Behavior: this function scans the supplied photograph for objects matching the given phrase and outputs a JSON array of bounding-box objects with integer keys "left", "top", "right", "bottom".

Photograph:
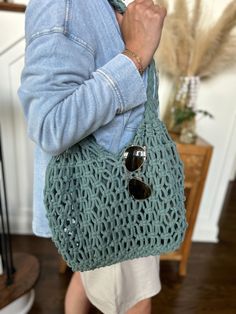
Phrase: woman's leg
[
  {"left": 65, "top": 271, "right": 91, "bottom": 314},
  {"left": 126, "top": 297, "right": 152, "bottom": 314}
]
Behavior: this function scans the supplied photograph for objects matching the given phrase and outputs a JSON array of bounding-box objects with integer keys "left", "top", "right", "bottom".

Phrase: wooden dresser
[{"left": 160, "top": 133, "right": 213, "bottom": 276}]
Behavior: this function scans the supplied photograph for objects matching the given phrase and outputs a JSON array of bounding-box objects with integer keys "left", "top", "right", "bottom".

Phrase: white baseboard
[
  {"left": 9, "top": 213, "right": 33, "bottom": 235},
  {"left": 0, "top": 255, "right": 3, "bottom": 275},
  {"left": 192, "top": 221, "right": 219, "bottom": 243}
]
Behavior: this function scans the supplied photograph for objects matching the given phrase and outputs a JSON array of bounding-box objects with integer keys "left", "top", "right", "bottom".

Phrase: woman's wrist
[{"left": 122, "top": 48, "right": 145, "bottom": 75}]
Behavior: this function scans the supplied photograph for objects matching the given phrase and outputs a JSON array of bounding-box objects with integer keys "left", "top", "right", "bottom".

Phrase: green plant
[{"left": 174, "top": 107, "right": 214, "bottom": 126}]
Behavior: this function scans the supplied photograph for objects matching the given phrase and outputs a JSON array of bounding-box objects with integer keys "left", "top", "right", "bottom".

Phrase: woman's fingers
[
  {"left": 117, "top": 0, "right": 167, "bottom": 70},
  {"left": 115, "top": 11, "right": 123, "bottom": 27},
  {"left": 154, "top": 3, "right": 167, "bottom": 17}
]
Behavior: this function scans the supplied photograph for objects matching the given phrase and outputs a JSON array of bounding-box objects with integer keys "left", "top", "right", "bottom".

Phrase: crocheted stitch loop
[
  {"left": 43, "top": 0, "right": 188, "bottom": 272},
  {"left": 109, "top": 0, "right": 126, "bottom": 13}
]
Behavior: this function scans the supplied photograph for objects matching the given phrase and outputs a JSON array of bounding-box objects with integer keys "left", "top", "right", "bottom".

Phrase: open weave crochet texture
[
  {"left": 43, "top": 0, "right": 188, "bottom": 272},
  {"left": 44, "top": 59, "right": 188, "bottom": 272}
]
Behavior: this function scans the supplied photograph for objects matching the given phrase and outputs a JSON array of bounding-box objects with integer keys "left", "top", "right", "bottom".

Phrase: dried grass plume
[{"left": 154, "top": 0, "right": 236, "bottom": 79}]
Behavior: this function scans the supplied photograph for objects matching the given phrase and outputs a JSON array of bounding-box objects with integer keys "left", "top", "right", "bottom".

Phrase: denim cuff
[{"left": 97, "top": 53, "right": 147, "bottom": 114}]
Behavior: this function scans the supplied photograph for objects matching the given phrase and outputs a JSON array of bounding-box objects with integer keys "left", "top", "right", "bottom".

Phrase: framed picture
[{"left": 0, "top": 0, "right": 26, "bottom": 12}]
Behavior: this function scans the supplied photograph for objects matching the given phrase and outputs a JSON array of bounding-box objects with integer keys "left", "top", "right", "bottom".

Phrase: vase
[
  {"left": 163, "top": 76, "right": 200, "bottom": 134},
  {"left": 179, "top": 118, "right": 197, "bottom": 144}
]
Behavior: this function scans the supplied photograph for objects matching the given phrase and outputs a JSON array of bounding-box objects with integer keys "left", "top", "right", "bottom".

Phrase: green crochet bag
[{"left": 43, "top": 1, "right": 188, "bottom": 272}]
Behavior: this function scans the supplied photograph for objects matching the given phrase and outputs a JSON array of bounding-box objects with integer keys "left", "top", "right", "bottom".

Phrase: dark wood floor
[{"left": 10, "top": 181, "right": 236, "bottom": 314}]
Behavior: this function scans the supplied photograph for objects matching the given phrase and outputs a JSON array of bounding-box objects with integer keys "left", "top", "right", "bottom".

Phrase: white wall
[
  {"left": 158, "top": 0, "right": 236, "bottom": 242},
  {"left": 0, "top": 3, "right": 33, "bottom": 234},
  {"left": 0, "top": 0, "right": 235, "bottom": 241}
]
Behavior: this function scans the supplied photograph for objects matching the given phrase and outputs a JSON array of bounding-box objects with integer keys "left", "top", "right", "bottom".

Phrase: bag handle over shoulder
[{"left": 109, "top": 0, "right": 126, "bottom": 13}]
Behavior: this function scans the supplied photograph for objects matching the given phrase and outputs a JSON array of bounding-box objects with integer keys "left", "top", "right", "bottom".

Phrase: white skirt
[{"left": 80, "top": 255, "right": 161, "bottom": 314}]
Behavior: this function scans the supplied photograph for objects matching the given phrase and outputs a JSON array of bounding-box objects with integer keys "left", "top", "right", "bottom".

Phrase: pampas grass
[
  {"left": 155, "top": 0, "right": 236, "bottom": 79},
  {"left": 190, "top": 0, "right": 202, "bottom": 37}
]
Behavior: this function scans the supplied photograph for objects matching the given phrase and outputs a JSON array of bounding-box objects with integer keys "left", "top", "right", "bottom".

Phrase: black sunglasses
[{"left": 123, "top": 145, "right": 151, "bottom": 200}]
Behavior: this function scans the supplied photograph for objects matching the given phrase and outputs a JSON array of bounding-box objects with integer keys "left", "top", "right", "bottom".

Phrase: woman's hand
[{"left": 115, "top": 0, "right": 167, "bottom": 70}]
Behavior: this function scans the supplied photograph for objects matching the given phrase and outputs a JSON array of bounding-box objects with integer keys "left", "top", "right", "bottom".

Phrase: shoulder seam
[{"left": 26, "top": 28, "right": 95, "bottom": 57}]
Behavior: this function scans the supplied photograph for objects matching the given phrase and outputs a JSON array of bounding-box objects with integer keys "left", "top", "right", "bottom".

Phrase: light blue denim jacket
[{"left": 18, "top": 0, "right": 159, "bottom": 237}]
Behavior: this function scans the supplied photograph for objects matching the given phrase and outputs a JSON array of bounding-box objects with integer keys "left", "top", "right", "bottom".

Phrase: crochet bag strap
[{"left": 109, "top": 0, "right": 126, "bottom": 13}]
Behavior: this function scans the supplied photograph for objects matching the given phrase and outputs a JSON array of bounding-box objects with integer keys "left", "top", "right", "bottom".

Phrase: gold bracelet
[{"left": 122, "top": 48, "right": 144, "bottom": 75}]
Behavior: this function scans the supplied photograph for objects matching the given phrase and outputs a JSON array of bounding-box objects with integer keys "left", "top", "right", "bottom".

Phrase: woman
[{"left": 18, "top": 0, "right": 166, "bottom": 313}]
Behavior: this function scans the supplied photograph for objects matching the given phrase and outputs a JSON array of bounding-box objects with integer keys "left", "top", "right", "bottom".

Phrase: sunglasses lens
[
  {"left": 128, "top": 178, "right": 151, "bottom": 200},
  {"left": 124, "top": 146, "right": 146, "bottom": 172}
]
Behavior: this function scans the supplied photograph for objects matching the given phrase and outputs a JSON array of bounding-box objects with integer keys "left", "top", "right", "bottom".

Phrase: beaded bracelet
[{"left": 122, "top": 48, "right": 144, "bottom": 75}]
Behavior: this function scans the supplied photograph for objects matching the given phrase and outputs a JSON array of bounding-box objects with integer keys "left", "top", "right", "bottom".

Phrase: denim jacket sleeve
[{"left": 18, "top": 28, "right": 147, "bottom": 155}]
